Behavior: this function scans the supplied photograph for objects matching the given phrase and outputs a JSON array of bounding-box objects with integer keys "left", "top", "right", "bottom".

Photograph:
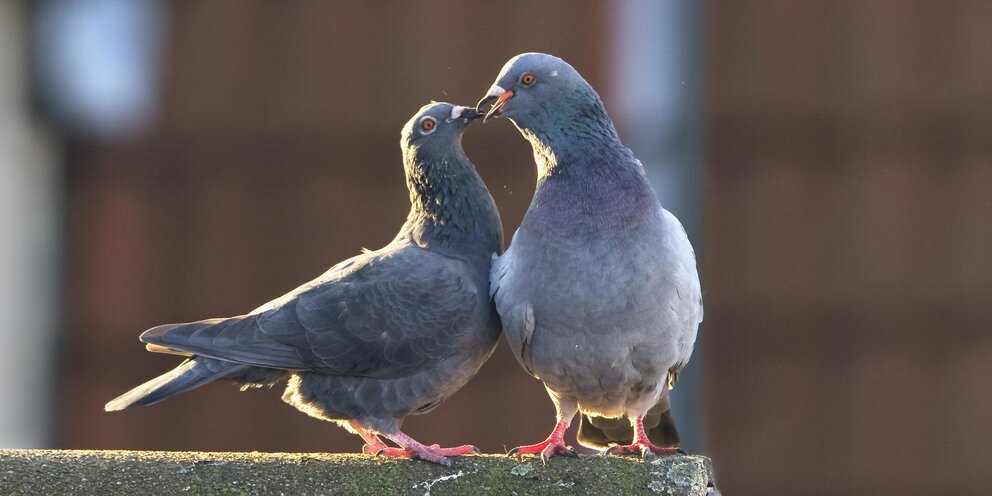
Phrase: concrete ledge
[{"left": 0, "top": 449, "right": 717, "bottom": 495}]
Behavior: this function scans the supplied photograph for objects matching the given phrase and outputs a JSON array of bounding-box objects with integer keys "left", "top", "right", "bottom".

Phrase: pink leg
[
  {"left": 605, "top": 416, "right": 686, "bottom": 457},
  {"left": 509, "top": 395, "right": 579, "bottom": 463},
  {"left": 507, "top": 419, "right": 577, "bottom": 462},
  {"left": 376, "top": 431, "right": 479, "bottom": 468},
  {"left": 347, "top": 421, "right": 388, "bottom": 455}
]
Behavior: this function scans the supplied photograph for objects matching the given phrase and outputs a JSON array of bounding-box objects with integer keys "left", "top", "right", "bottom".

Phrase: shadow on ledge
[{"left": 0, "top": 449, "right": 717, "bottom": 495}]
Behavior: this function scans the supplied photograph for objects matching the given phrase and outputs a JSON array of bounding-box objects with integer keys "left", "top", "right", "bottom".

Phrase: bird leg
[
  {"left": 509, "top": 395, "right": 579, "bottom": 462},
  {"left": 508, "top": 419, "right": 578, "bottom": 462},
  {"left": 347, "top": 421, "right": 389, "bottom": 455},
  {"left": 375, "top": 430, "right": 479, "bottom": 468},
  {"left": 605, "top": 416, "right": 686, "bottom": 457}
]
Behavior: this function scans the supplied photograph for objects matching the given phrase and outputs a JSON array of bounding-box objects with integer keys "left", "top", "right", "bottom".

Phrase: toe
[{"left": 414, "top": 450, "right": 452, "bottom": 467}]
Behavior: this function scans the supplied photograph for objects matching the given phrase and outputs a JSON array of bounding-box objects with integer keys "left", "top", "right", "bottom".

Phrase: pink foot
[
  {"left": 347, "top": 421, "right": 389, "bottom": 455},
  {"left": 604, "top": 416, "right": 686, "bottom": 458},
  {"left": 376, "top": 431, "right": 479, "bottom": 467},
  {"left": 375, "top": 444, "right": 479, "bottom": 467},
  {"left": 427, "top": 443, "right": 482, "bottom": 457},
  {"left": 508, "top": 420, "right": 577, "bottom": 463}
]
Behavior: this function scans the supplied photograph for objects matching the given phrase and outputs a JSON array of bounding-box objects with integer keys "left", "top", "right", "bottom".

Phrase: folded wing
[{"left": 141, "top": 247, "right": 479, "bottom": 379}]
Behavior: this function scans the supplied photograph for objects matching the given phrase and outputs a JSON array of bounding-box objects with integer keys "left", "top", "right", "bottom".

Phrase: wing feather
[{"left": 141, "top": 247, "right": 479, "bottom": 379}]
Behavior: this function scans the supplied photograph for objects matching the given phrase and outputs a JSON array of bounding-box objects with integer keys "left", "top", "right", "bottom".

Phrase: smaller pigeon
[
  {"left": 106, "top": 102, "right": 504, "bottom": 467},
  {"left": 476, "top": 53, "right": 703, "bottom": 461}
]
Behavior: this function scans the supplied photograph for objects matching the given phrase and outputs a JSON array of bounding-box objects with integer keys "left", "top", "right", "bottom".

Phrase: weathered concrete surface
[{"left": 0, "top": 449, "right": 717, "bottom": 495}]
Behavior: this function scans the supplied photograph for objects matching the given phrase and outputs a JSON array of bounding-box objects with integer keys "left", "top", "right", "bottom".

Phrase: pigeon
[
  {"left": 476, "top": 53, "right": 702, "bottom": 460},
  {"left": 106, "top": 102, "right": 504, "bottom": 467}
]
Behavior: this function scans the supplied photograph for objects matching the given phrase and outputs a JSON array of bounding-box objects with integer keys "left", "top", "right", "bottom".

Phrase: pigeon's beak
[
  {"left": 449, "top": 105, "right": 483, "bottom": 124},
  {"left": 476, "top": 85, "right": 513, "bottom": 123}
]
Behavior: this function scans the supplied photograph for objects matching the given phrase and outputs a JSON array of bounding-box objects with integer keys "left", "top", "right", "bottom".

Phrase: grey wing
[
  {"left": 141, "top": 247, "right": 480, "bottom": 378},
  {"left": 489, "top": 248, "right": 537, "bottom": 377},
  {"left": 661, "top": 207, "right": 703, "bottom": 384}
]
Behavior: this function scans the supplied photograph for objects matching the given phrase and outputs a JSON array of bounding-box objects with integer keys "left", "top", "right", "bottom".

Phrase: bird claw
[
  {"left": 605, "top": 442, "right": 684, "bottom": 458},
  {"left": 510, "top": 420, "right": 573, "bottom": 462},
  {"left": 510, "top": 441, "right": 575, "bottom": 463},
  {"left": 362, "top": 443, "right": 387, "bottom": 455},
  {"left": 539, "top": 445, "right": 577, "bottom": 464},
  {"left": 639, "top": 445, "right": 653, "bottom": 459}
]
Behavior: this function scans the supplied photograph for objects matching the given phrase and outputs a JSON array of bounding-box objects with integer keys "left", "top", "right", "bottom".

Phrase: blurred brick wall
[
  {"left": 58, "top": 1, "right": 992, "bottom": 495},
  {"left": 61, "top": 1, "right": 608, "bottom": 454},
  {"left": 703, "top": 1, "right": 992, "bottom": 494}
]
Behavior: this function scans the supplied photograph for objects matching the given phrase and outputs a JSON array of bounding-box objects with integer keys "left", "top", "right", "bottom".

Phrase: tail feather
[
  {"left": 576, "top": 397, "right": 680, "bottom": 450},
  {"left": 104, "top": 358, "right": 248, "bottom": 411}
]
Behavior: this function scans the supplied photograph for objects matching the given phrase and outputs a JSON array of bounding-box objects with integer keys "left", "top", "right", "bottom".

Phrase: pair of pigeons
[{"left": 107, "top": 53, "right": 703, "bottom": 467}]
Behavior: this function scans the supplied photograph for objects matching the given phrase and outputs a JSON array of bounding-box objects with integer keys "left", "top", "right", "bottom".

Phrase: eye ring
[
  {"left": 420, "top": 116, "right": 437, "bottom": 133},
  {"left": 521, "top": 72, "right": 536, "bottom": 86}
]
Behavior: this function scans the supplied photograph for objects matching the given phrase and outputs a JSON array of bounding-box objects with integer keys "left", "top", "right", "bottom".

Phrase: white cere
[
  {"left": 485, "top": 85, "right": 506, "bottom": 98},
  {"left": 450, "top": 106, "right": 469, "bottom": 120}
]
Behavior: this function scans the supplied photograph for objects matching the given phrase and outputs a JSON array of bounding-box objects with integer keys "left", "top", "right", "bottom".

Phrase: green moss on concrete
[{"left": 0, "top": 449, "right": 716, "bottom": 495}]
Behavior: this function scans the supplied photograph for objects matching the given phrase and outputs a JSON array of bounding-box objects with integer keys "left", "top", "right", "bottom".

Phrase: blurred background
[{"left": 1, "top": 1, "right": 989, "bottom": 494}]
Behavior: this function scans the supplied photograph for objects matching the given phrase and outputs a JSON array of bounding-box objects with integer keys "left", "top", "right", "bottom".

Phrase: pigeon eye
[
  {"left": 521, "top": 73, "right": 536, "bottom": 86},
  {"left": 420, "top": 117, "right": 437, "bottom": 133}
]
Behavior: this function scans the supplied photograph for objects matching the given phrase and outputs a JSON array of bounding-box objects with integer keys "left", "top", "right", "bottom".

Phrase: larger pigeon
[
  {"left": 476, "top": 53, "right": 702, "bottom": 460},
  {"left": 106, "top": 102, "right": 503, "bottom": 467}
]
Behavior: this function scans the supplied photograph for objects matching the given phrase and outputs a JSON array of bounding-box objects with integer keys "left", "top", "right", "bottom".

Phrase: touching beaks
[
  {"left": 464, "top": 108, "right": 484, "bottom": 121},
  {"left": 449, "top": 105, "right": 483, "bottom": 122},
  {"left": 476, "top": 86, "right": 514, "bottom": 123}
]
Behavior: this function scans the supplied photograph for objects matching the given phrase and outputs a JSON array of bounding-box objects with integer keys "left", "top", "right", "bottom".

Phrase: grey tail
[
  {"left": 576, "top": 399, "right": 680, "bottom": 450},
  {"left": 104, "top": 357, "right": 249, "bottom": 412}
]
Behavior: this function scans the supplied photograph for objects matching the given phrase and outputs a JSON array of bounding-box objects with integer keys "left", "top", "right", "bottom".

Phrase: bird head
[
  {"left": 475, "top": 53, "right": 592, "bottom": 129},
  {"left": 401, "top": 102, "right": 482, "bottom": 161}
]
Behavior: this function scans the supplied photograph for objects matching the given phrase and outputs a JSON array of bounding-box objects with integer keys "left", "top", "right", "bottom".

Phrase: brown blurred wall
[
  {"left": 704, "top": 1, "right": 992, "bottom": 495},
  {"left": 59, "top": 2, "right": 992, "bottom": 496}
]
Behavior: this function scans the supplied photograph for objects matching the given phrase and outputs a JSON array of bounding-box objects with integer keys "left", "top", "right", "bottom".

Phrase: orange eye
[
  {"left": 420, "top": 117, "right": 437, "bottom": 133},
  {"left": 521, "top": 73, "right": 536, "bottom": 86}
]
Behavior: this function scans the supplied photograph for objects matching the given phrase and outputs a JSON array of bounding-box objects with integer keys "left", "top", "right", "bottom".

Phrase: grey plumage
[
  {"left": 107, "top": 102, "right": 503, "bottom": 466},
  {"left": 477, "top": 53, "right": 702, "bottom": 459}
]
